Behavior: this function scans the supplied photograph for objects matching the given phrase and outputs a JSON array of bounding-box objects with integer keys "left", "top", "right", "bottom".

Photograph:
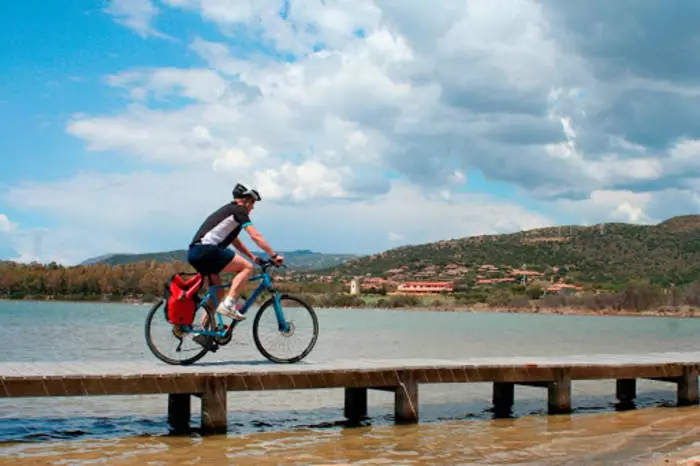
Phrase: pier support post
[
  {"left": 678, "top": 367, "right": 699, "bottom": 406},
  {"left": 201, "top": 378, "right": 227, "bottom": 435},
  {"left": 616, "top": 379, "right": 636, "bottom": 407},
  {"left": 492, "top": 382, "right": 514, "bottom": 417},
  {"left": 548, "top": 372, "right": 571, "bottom": 415},
  {"left": 344, "top": 388, "right": 368, "bottom": 421},
  {"left": 168, "top": 394, "right": 191, "bottom": 433},
  {"left": 395, "top": 374, "right": 419, "bottom": 424}
]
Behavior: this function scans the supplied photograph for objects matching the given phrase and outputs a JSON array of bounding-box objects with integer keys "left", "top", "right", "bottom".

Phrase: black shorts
[{"left": 187, "top": 244, "right": 235, "bottom": 275}]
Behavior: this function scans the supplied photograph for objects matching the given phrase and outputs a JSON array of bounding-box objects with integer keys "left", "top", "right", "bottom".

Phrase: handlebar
[{"left": 257, "top": 258, "right": 287, "bottom": 271}]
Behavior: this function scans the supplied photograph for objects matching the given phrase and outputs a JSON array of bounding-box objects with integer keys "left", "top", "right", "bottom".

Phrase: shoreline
[
  {"left": 2, "top": 297, "right": 699, "bottom": 318},
  {"left": 650, "top": 447, "right": 700, "bottom": 465}
]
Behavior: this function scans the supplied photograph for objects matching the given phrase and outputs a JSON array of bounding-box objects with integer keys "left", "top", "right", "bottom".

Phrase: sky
[{"left": 2, "top": 0, "right": 700, "bottom": 265}]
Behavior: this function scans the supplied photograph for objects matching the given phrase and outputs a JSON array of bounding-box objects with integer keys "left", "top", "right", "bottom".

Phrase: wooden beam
[
  {"left": 492, "top": 382, "right": 514, "bottom": 417},
  {"left": 616, "top": 379, "right": 636, "bottom": 406},
  {"left": 517, "top": 381, "right": 549, "bottom": 388},
  {"left": 647, "top": 376, "right": 678, "bottom": 383},
  {"left": 200, "top": 378, "right": 227, "bottom": 434},
  {"left": 395, "top": 375, "right": 418, "bottom": 424},
  {"left": 548, "top": 371, "right": 571, "bottom": 415},
  {"left": 167, "top": 393, "right": 191, "bottom": 433},
  {"left": 344, "top": 387, "right": 368, "bottom": 421},
  {"left": 678, "top": 367, "right": 699, "bottom": 406}
]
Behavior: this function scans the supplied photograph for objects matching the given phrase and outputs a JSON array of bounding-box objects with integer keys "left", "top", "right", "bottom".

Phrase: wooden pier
[{"left": 1, "top": 352, "right": 698, "bottom": 434}]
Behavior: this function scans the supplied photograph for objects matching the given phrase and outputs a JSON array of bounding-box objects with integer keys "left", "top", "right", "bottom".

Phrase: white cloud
[
  {"left": 106, "top": 68, "right": 232, "bottom": 103},
  {"left": 0, "top": 214, "right": 16, "bottom": 233},
  {"left": 8, "top": 0, "right": 700, "bottom": 262},
  {"left": 87, "top": 0, "right": 700, "bottom": 203},
  {"left": 5, "top": 170, "right": 229, "bottom": 231},
  {"left": 78, "top": 0, "right": 595, "bottom": 202},
  {"left": 321, "top": 182, "right": 554, "bottom": 248},
  {"left": 253, "top": 161, "right": 349, "bottom": 202},
  {"left": 105, "top": 0, "right": 170, "bottom": 39},
  {"left": 9, "top": 227, "right": 132, "bottom": 266},
  {"left": 665, "top": 139, "right": 700, "bottom": 177},
  {"left": 3, "top": 170, "right": 553, "bottom": 263},
  {"left": 163, "top": 0, "right": 383, "bottom": 54},
  {"left": 555, "top": 190, "right": 653, "bottom": 225}
]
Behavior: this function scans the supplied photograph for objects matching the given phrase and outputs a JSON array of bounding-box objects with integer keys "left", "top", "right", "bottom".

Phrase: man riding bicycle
[{"left": 187, "top": 183, "right": 284, "bottom": 321}]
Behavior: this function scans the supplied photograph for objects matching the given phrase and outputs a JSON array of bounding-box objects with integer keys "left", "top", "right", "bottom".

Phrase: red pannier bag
[{"left": 163, "top": 273, "right": 204, "bottom": 325}]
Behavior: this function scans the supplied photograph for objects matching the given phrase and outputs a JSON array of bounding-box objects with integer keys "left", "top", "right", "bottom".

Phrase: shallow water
[{"left": 1, "top": 301, "right": 700, "bottom": 464}]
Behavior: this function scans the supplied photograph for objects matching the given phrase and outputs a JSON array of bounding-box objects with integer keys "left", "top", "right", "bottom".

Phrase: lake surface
[{"left": 1, "top": 300, "right": 700, "bottom": 464}]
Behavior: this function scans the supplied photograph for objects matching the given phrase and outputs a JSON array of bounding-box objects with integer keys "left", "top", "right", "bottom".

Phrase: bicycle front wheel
[
  {"left": 144, "top": 299, "right": 214, "bottom": 365},
  {"left": 252, "top": 294, "right": 319, "bottom": 363}
]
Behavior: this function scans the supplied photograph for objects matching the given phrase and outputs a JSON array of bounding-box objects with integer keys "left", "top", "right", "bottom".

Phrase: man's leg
[
  {"left": 208, "top": 274, "right": 225, "bottom": 307},
  {"left": 216, "top": 255, "right": 254, "bottom": 320},
  {"left": 199, "top": 274, "right": 223, "bottom": 328},
  {"left": 221, "top": 255, "right": 253, "bottom": 299}
]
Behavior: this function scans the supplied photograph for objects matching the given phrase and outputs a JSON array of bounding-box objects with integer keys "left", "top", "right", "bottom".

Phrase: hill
[
  {"left": 80, "top": 249, "right": 357, "bottom": 271},
  {"left": 320, "top": 215, "right": 700, "bottom": 286}
]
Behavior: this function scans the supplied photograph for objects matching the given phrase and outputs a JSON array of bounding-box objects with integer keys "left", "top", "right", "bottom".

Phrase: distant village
[{"left": 278, "top": 263, "right": 585, "bottom": 296}]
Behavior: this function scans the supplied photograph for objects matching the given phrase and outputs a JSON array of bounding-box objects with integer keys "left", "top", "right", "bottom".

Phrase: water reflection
[{"left": 2, "top": 302, "right": 700, "bottom": 463}]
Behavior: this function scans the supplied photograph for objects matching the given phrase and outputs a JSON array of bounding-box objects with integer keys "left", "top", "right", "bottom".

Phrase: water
[{"left": 1, "top": 300, "right": 700, "bottom": 464}]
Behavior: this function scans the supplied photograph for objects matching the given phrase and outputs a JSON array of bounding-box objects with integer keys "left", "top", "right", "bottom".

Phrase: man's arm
[
  {"left": 232, "top": 237, "right": 256, "bottom": 261},
  {"left": 243, "top": 225, "right": 277, "bottom": 258}
]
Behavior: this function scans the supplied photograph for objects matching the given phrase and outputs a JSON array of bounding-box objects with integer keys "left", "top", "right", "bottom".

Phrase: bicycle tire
[
  {"left": 144, "top": 299, "right": 213, "bottom": 366},
  {"left": 252, "top": 294, "right": 319, "bottom": 364}
]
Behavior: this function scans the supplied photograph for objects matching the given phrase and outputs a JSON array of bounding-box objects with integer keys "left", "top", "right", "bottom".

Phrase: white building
[{"left": 349, "top": 278, "right": 359, "bottom": 295}]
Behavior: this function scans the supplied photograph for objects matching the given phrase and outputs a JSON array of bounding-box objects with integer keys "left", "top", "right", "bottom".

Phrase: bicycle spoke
[
  {"left": 145, "top": 301, "right": 214, "bottom": 365},
  {"left": 253, "top": 296, "right": 318, "bottom": 363}
]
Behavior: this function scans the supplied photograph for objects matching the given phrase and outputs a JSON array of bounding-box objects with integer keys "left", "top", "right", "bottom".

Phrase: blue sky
[{"left": 1, "top": 0, "right": 699, "bottom": 264}]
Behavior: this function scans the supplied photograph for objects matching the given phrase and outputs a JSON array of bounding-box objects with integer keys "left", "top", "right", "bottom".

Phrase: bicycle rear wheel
[
  {"left": 144, "top": 299, "right": 214, "bottom": 365},
  {"left": 252, "top": 294, "right": 319, "bottom": 363}
]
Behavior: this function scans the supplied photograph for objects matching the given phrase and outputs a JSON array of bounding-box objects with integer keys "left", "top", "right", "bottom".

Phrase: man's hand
[
  {"left": 254, "top": 256, "right": 265, "bottom": 265},
  {"left": 272, "top": 254, "right": 284, "bottom": 266}
]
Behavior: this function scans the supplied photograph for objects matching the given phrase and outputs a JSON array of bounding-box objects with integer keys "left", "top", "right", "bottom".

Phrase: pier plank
[
  {"left": 1, "top": 352, "right": 699, "bottom": 434},
  {"left": 0, "top": 352, "right": 699, "bottom": 398}
]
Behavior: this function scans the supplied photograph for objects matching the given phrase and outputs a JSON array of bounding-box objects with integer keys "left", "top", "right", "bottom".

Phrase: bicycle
[{"left": 144, "top": 258, "right": 319, "bottom": 365}]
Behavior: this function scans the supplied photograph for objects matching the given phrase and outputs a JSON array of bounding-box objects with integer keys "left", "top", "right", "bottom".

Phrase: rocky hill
[
  {"left": 80, "top": 249, "right": 357, "bottom": 271},
  {"left": 320, "top": 215, "right": 700, "bottom": 286}
]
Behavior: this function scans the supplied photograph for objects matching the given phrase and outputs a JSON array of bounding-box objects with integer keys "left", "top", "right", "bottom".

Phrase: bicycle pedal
[{"left": 192, "top": 334, "right": 215, "bottom": 351}]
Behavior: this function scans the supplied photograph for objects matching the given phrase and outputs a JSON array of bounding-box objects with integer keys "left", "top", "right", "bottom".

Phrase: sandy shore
[{"left": 649, "top": 447, "right": 700, "bottom": 465}]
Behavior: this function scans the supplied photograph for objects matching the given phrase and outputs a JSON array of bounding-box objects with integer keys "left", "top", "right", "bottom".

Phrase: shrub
[
  {"left": 683, "top": 281, "right": 700, "bottom": 307},
  {"left": 622, "top": 281, "right": 665, "bottom": 311},
  {"left": 455, "top": 294, "right": 480, "bottom": 306},
  {"left": 538, "top": 294, "right": 571, "bottom": 308},
  {"left": 579, "top": 292, "right": 624, "bottom": 311},
  {"left": 376, "top": 295, "right": 421, "bottom": 308},
  {"left": 456, "top": 289, "right": 490, "bottom": 304},
  {"left": 508, "top": 296, "right": 531, "bottom": 309},
  {"left": 526, "top": 286, "right": 544, "bottom": 300},
  {"left": 285, "top": 293, "right": 317, "bottom": 307},
  {"left": 318, "top": 293, "right": 365, "bottom": 308},
  {"left": 389, "top": 295, "right": 420, "bottom": 307},
  {"left": 667, "top": 286, "right": 684, "bottom": 307},
  {"left": 486, "top": 289, "right": 514, "bottom": 308}
]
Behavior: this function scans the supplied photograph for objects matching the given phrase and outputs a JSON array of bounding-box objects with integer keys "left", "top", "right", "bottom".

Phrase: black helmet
[{"left": 232, "top": 183, "right": 261, "bottom": 201}]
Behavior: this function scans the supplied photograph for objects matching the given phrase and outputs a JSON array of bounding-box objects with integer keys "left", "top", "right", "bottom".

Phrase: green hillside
[
  {"left": 81, "top": 249, "right": 357, "bottom": 271},
  {"left": 321, "top": 215, "right": 700, "bottom": 286}
]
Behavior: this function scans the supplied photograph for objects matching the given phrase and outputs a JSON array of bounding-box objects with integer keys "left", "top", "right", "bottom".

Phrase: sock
[{"left": 223, "top": 296, "right": 235, "bottom": 309}]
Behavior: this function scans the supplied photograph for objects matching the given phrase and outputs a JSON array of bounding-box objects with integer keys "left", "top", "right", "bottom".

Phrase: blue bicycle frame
[{"left": 181, "top": 267, "right": 290, "bottom": 337}]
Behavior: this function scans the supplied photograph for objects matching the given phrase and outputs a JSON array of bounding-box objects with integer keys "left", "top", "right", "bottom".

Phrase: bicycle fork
[{"left": 272, "top": 292, "right": 291, "bottom": 333}]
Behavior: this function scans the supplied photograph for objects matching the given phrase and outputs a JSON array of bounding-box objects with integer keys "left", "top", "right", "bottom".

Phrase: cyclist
[{"left": 187, "top": 183, "right": 284, "bottom": 321}]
